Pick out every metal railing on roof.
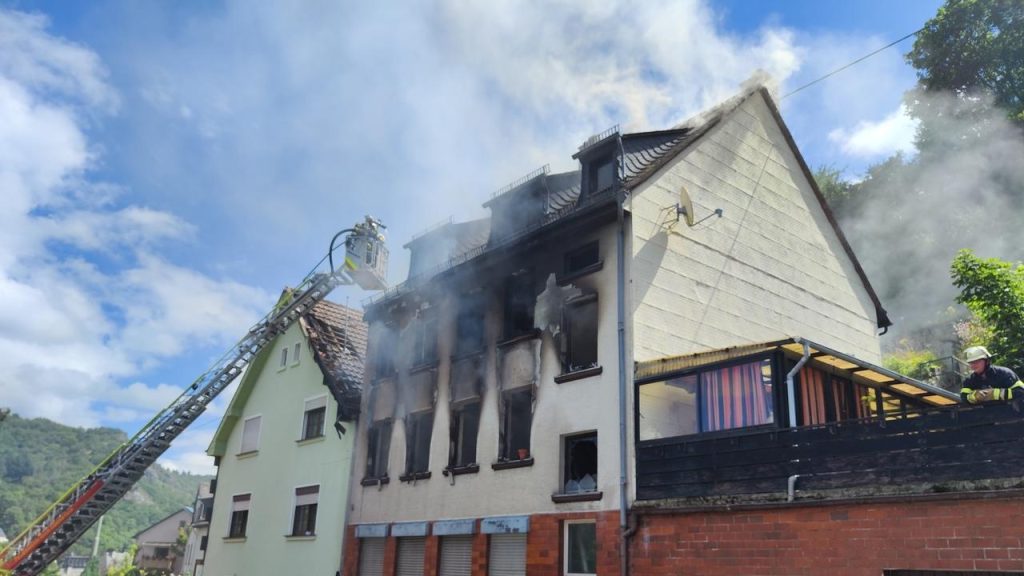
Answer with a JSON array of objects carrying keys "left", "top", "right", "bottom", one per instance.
[
  {"left": 489, "top": 164, "right": 549, "bottom": 201},
  {"left": 576, "top": 124, "right": 620, "bottom": 155},
  {"left": 408, "top": 216, "right": 454, "bottom": 243}
]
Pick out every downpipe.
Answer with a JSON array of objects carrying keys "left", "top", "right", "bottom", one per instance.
[
  {"left": 786, "top": 340, "right": 811, "bottom": 428},
  {"left": 616, "top": 170, "right": 631, "bottom": 575}
]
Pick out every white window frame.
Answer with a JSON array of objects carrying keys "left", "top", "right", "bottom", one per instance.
[
  {"left": 288, "top": 483, "right": 320, "bottom": 537},
  {"left": 279, "top": 346, "right": 289, "bottom": 370},
  {"left": 239, "top": 414, "right": 262, "bottom": 455},
  {"left": 292, "top": 341, "right": 302, "bottom": 366},
  {"left": 228, "top": 492, "right": 252, "bottom": 539},
  {"left": 300, "top": 394, "right": 328, "bottom": 440},
  {"left": 563, "top": 520, "right": 597, "bottom": 576}
]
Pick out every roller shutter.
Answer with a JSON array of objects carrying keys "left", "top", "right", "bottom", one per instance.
[
  {"left": 358, "top": 537, "right": 385, "bottom": 576},
  {"left": 439, "top": 535, "right": 473, "bottom": 576},
  {"left": 488, "top": 533, "right": 526, "bottom": 576},
  {"left": 396, "top": 536, "right": 426, "bottom": 576}
]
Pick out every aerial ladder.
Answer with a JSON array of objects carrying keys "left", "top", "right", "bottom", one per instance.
[{"left": 0, "top": 217, "right": 388, "bottom": 576}]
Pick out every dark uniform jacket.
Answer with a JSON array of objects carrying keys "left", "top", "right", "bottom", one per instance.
[{"left": 960, "top": 365, "right": 1023, "bottom": 403}]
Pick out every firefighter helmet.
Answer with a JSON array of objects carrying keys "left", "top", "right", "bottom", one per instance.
[{"left": 964, "top": 346, "right": 992, "bottom": 363}]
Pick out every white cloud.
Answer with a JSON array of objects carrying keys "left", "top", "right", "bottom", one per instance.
[
  {"left": 828, "top": 104, "right": 919, "bottom": 158},
  {"left": 0, "top": 8, "right": 271, "bottom": 439}
]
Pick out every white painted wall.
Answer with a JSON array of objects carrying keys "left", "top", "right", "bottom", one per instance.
[
  {"left": 629, "top": 92, "right": 882, "bottom": 364},
  {"left": 350, "top": 224, "right": 623, "bottom": 524},
  {"left": 203, "top": 322, "right": 356, "bottom": 576}
]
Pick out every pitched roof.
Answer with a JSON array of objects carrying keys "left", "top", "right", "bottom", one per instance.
[{"left": 301, "top": 300, "right": 368, "bottom": 420}]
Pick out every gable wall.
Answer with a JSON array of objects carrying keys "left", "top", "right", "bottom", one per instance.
[
  {"left": 629, "top": 93, "right": 882, "bottom": 363},
  {"left": 203, "top": 322, "right": 355, "bottom": 576}
]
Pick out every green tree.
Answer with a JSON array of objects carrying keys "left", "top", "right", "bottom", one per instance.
[
  {"left": 884, "top": 340, "right": 940, "bottom": 381},
  {"left": 950, "top": 249, "right": 1024, "bottom": 373},
  {"left": 907, "top": 0, "right": 1024, "bottom": 125}
]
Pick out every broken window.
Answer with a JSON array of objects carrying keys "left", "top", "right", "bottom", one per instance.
[
  {"left": 449, "top": 401, "right": 480, "bottom": 468},
  {"left": 449, "top": 356, "right": 482, "bottom": 469},
  {"left": 588, "top": 155, "right": 616, "bottom": 195},
  {"left": 228, "top": 494, "right": 250, "bottom": 538},
  {"left": 501, "top": 388, "right": 533, "bottom": 461},
  {"left": 365, "top": 419, "right": 392, "bottom": 479},
  {"left": 503, "top": 271, "right": 535, "bottom": 340},
  {"left": 410, "top": 312, "right": 438, "bottom": 367},
  {"left": 563, "top": 294, "right": 598, "bottom": 373},
  {"left": 404, "top": 411, "right": 434, "bottom": 476},
  {"left": 563, "top": 432, "right": 597, "bottom": 494},
  {"left": 564, "top": 242, "right": 599, "bottom": 276},
  {"left": 455, "top": 294, "right": 486, "bottom": 356},
  {"left": 301, "top": 396, "right": 327, "bottom": 440},
  {"left": 638, "top": 357, "right": 774, "bottom": 440},
  {"left": 290, "top": 485, "right": 319, "bottom": 536}
]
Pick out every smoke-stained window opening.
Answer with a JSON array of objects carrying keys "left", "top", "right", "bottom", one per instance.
[
  {"left": 403, "top": 410, "right": 434, "bottom": 478},
  {"left": 365, "top": 419, "right": 392, "bottom": 481},
  {"left": 563, "top": 294, "right": 599, "bottom": 374},
  {"left": 562, "top": 432, "right": 597, "bottom": 494},
  {"left": 564, "top": 241, "right": 600, "bottom": 277},
  {"left": 448, "top": 401, "right": 480, "bottom": 469},
  {"left": 589, "top": 155, "right": 615, "bottom": 196},
  {"left": 501, "top": 388, "right": 533, "bottom": 461},
  {"left": 503, "top": 270, "right": 536, "bottom": 340},
  {"left": 410, "top": 310, "right": 438, "bottom": 367},
  {"left": 455, "top": 293, "right": 487, "bottom": 356},
  {"left": 373, "top": 326, "right": 398, "bottom": 378}
]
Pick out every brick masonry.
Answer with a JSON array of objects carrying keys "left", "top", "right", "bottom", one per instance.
[{"left": 632, "top": 495, "right": 1024, "bottom": 576}]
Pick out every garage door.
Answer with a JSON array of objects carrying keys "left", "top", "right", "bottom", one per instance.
[
  {"left": 396, "top": 536, "right": 426, "bottom": 576},
  {"left": 488, "top": 533, "right": 526, "bottom": 576},
  {"left": 357, "top": 537, "right": 385, "bottom": 576},
  {"left": 439, "top": 535, "right": 473, "bottom": 576}
]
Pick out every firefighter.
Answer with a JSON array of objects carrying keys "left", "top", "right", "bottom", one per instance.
[{"left": 960, "top": 346, "right": 1024, "bottom": 404}]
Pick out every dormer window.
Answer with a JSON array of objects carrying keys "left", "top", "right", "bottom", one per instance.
[{"left": 589, "top": 155, "right": 615, "bottom": 194}]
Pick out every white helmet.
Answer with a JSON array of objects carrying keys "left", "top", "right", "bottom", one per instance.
[{"left": 963, "top": 346, "right": 992, "bottom": 363}]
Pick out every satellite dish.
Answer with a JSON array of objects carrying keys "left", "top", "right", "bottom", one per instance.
[{"left": 676, "top": 185, "right": 695, "bottom": 227}]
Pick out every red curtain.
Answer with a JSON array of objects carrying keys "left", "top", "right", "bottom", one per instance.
[
  {"left": 799, "top": 366, "right": 869, "bottom": 426},
  {"left": 700, "top": 361, "right": 772, "bottom": 432}
]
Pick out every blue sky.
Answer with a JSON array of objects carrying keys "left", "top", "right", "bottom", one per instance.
[{"left": 0, "top": 0, "right": 944, "bottom": 474}]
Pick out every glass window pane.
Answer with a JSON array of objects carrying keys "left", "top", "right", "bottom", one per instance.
[
  {"left": 638, "top": 375, "right": 698, "bottom": 440},
  {"left": 566, "top": 523, "right": 596, "bottom": 574}
]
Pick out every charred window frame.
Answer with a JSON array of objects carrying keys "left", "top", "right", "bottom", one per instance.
[
  {"left": 564, "top": 242, "right": 600, "bottom": 277},
  {"left": 501, "top": 388, "right": 533, "bottom": 461},
  {"left": 563, "top": 294, "right": 598, "bottom": 374},
  {"left": 411, "top": 312, "right": 438, "bottom": 367},
  {"left": 503, "top": 271, "right": 536, "bottom": 340},
  {"left": 562, "top": 432, "right": 598, "bottom": 495},
  {"left": 449, "top": 401, "right": 481, "bottom": 469},
  {"left": 373, "top": 326, "right": 398, "bottom": 378},
  {"left": 403, "top": 411, "right": 434, "bottom": 477},
  {"left": 365, "top": 419, "right": 392, "bottom": 480},
  {"left": 455, "top": 295, "right": 486, "bottom": 356}
]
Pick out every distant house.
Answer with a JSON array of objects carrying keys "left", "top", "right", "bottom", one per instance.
[
  {"left": 56, "top": 554, "right": 88, "bottom": 576},
  {"left": 133, "top": 508, "right": 191, "bottom": 574},
  {"left": 181, "top": 481, "right": 212, "bottom": 576},
  {"left": 202, "top": 298, "right": 367, "bottom": 576}
]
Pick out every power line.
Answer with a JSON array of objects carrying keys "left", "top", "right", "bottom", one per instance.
[{"left": 781, "top": 27, "right": 925, "bottom": 100}]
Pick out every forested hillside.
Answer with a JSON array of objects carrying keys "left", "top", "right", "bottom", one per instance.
[{"left": 0, "top": 413, "right": 209, "bottom": 555}]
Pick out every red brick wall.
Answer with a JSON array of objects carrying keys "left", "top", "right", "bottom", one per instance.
[{"left": 631, "top": 496, "right": 1024, "bottom": 576}]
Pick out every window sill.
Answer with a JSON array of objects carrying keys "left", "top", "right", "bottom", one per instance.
[
  {"left": 399, "top": 471, "right": 432, "bottom": 483},
  {"left": 492, "top": 457, "right": 534, "bottom": 471},
  {"left": 284, "top": 534, "right": 317, "bottom": 541},
  {"left": 557, "top": 261, "right": 604, "bottom": 286},
  {"left": 497, "top": 329, "right": 542, "bottom": 349},
  {"left": 361, "top": 476, "right": 390, "bottom": 487},
  {"left": 443, "top": 464, "right": 480, "bottom": 477},
  {"left": 451, "top": 349, "right": 486, "bottom": 362},
  {"left": 552, "top": 491, "right": 603, "bottom": 503},
  {"left": 555, "top": 366, "right": 603, "bottom": 384},
  {"left": 410, "top": 361, "right": 439, "bottom": 374},
  {"left": 222, "top": 537, "right": 247, "bottom": 543},
  {"left": 296, "top": 435, "right": 325, "bottom": 446},
  {"left": 236, "top": 450, "right": 258, "bottom": 459}
]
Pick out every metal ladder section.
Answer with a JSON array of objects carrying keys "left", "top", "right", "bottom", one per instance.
[{"left": 1, "top": 269, "right": 352, "bottom": 576}]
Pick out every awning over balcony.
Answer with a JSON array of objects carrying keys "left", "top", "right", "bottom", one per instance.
[{"left": 636, "top": 337, "right": 959, "bottom": 408}]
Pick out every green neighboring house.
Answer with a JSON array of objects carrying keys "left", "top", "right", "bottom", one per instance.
[{"left": 202, "top": 297, "right": 367, "bottom": 576}]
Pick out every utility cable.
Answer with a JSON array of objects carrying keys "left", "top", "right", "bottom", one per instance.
[{"left": 781, "top": 27, "right": 924, "bottom": 100}]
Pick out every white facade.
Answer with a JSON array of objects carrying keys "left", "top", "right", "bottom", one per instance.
[{"left": 202, "top": 321, "right": 357, "bottom": 576}]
